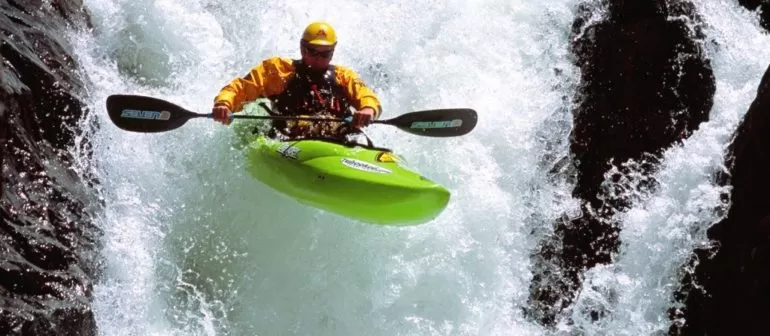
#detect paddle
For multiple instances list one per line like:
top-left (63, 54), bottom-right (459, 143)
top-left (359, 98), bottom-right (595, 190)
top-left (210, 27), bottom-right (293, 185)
top-left (105, 94), bottom-right (477, 137)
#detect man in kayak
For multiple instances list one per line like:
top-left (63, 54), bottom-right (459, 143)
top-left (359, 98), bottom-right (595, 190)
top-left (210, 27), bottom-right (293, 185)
top-left (211, 21), bottom-right (382, 139)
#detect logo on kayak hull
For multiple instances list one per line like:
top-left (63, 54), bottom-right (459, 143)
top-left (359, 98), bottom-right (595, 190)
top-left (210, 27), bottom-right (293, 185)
top-left (276, 143), bottom-right (300, 159)
top-left (409, 119), bottom-right (463, 129)
top-left (341, 158), bottom-right (391, 174)
top-left (120, 109), bottom-right (171, 120)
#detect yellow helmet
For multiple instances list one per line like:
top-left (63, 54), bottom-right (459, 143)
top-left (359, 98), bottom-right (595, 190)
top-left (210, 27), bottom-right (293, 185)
top-left (301, 21), bottom-right (337, 46)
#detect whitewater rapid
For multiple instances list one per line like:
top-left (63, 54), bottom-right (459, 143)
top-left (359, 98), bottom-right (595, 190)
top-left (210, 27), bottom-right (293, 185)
top-left (67, 0), bottom-right (770, 335)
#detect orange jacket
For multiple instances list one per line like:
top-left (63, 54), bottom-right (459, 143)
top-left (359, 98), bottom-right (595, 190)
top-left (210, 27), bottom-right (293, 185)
top-left (214, 56), bottom-right (381, 118)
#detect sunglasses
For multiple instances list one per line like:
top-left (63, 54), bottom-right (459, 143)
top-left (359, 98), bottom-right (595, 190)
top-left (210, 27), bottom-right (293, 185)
top-left (304, 46), bottom-right (334, 58)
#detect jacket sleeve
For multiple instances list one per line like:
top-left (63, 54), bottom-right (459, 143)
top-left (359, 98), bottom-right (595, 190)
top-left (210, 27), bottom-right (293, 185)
top-left (334, 66), bottom-right (382, 119)
top-left (213, 57), bottom-right (294, 112)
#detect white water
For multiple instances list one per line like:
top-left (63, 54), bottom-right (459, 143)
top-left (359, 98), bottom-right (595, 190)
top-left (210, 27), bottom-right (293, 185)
top-left (66, 0), bottom-right (770, 335)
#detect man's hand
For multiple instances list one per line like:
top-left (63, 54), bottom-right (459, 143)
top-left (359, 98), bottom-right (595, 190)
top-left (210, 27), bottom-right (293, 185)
top-left (351, 107), bottom-right (376, 129)
top-left (212, 104), bottom-right (233, 126)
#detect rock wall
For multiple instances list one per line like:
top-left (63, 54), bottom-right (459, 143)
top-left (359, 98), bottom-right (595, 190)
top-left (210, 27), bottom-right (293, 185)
top-left (1, 1), bottom-right (101, 335)
top-left (671, 64), bottom-right (770, 335)
top-left (526, 0), bottom-right (715, 326)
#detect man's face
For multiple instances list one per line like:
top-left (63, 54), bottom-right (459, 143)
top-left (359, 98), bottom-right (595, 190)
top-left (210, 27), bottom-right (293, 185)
top-left (301, 42), bottom-right (335, 70)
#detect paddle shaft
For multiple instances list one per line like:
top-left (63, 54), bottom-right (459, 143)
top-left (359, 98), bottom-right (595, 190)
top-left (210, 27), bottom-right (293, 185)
top-left (205, 112), bottom-right (444, 127)
top-left (226, 114), bottom-right (346, 123)
top-left (223, 114), bottom-right (400, 125)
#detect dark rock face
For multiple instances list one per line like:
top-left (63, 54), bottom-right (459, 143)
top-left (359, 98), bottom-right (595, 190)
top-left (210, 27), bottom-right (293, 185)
top-left (737, 0), bottom-right (770, 32)
top-left (670, 64), bottom-right (770, 335)
top-left (1, 1), bottom-right (101, 335)
top-left (525, 0), bottom-right (715, 326)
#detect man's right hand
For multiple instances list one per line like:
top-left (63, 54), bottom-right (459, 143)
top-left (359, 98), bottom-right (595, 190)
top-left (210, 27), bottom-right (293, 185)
top-left (212, 105), bottom-right (233, 126)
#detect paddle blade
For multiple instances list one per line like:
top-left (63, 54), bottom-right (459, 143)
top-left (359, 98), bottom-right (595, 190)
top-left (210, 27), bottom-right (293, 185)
top-left (379, 108), bottom-right (478, 137)
top-left (105, 94), bottom-right (205, 133)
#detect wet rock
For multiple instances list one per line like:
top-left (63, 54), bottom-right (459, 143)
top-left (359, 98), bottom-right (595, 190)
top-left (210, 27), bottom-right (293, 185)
top-left (526, 0), bottom-right (715, 326)
top-left (737, 0), bottom-right (770, 32)
top-left (1, 0), bottom-right (101, 335)
top-left (671, 63), bottom-right (770, 335)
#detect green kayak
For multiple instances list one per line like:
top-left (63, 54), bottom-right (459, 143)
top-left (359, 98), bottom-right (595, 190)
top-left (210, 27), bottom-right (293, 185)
top-left (241, 135), bottom-right (450, 226)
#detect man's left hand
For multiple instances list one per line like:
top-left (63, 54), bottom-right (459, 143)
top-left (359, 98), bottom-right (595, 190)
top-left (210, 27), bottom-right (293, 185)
top-left (351, 107), bottom-right (376, 129)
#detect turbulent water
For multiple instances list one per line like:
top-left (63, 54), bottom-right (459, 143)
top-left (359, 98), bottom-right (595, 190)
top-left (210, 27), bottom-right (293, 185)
top-left (66, 0), bottom-right (770, 335)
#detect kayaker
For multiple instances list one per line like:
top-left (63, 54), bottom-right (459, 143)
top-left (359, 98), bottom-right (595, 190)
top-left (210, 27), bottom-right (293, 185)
top-left (211, 21), bottom-right (382, 139)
